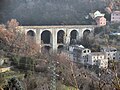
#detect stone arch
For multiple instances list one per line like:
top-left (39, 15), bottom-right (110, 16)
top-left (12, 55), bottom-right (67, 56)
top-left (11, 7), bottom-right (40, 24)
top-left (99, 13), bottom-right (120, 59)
top-left (57, 45), bottom-right (64, 53)
top-left (27, 30), bottom-right (36, 40)
top-left (41, 46), bottom-right (52, 53)
top-left (83, 29), bottom-right (91, 37)
top-left (57, 30), bottom-right (65, 44)
top-left (41, 30), bottom-right (52, 44)
top-left (70, 30), bottom-right (79, 45)
top-left (27, 30), bottom-right (35, 36)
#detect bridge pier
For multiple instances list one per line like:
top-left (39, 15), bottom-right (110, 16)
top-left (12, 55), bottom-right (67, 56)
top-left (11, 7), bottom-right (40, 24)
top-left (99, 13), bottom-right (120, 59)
top-left (65, 34), bottom-right (70, 45)
top-left (36, 30), bottom-right (41, 44)
top-left (52, 30), bottom-right (57, 52)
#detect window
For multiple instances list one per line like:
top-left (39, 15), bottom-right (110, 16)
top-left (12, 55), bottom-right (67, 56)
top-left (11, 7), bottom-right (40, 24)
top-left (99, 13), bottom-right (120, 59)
top-left (83, 50), bottom-right (86, 53)
top-left (113, 53), bottom-right (116, 56)
top-left (113, 50), bottom-right (117, 52)
top-left (113, 57), bottom-right (115, 60)
top-left (87, 50), bottom-right (89, 53)
top-left (74, 58), bottom-right (76, 60)
top-left (86, 59), bottom-right (88, 62)
top-left (97, 56), bottom-right (98, 59)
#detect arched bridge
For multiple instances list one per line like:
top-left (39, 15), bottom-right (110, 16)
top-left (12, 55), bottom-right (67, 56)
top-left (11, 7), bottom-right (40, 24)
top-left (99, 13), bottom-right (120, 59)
top-left (18, 25), bottom-right (96, 51)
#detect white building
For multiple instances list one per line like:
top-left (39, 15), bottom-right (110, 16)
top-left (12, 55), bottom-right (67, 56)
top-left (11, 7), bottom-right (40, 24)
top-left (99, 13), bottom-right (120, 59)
top-left (89, 11), bottom-right (105, 19)
top-left (69, 45), bottom-right (91, 63)
top-left (93, 11), bottom-right (105, 19)
top-left (111, 11), bottom-right (120, 23)
top-left (100, 46), bottom-right (118, 60)
top-left (68, 45), bottom-right (111, 69)
top-left (116, 51), bottom-right (120, 61)
top-left (89, 10), bottom-right (106, 26)
top-left (87, 52), bottom-right (108, 68)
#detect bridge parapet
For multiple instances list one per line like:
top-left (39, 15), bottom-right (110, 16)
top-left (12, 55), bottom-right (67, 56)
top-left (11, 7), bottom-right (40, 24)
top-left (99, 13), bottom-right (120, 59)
top-left (18, 25), bottom-right (97, 29)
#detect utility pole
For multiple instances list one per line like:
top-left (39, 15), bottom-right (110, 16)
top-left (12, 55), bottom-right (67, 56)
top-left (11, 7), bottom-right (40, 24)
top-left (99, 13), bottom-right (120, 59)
top-left (48, 53), bottom-right (57, 90)
top-left (50, 60), bottom-right (56, 90)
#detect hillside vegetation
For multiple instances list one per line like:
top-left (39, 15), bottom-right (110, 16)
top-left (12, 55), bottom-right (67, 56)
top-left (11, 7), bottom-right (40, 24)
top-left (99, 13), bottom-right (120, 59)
top-left (0, 0), bottom-right (107, 25)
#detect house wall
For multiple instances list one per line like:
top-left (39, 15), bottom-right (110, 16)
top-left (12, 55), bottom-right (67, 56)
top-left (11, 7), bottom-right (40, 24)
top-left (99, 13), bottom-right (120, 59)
top-left (87, 54), bottom-right (108, 68)
top-left (96, 17), bottom-right (106, 26)
top-left (111, 11), bottom-right (120, 23)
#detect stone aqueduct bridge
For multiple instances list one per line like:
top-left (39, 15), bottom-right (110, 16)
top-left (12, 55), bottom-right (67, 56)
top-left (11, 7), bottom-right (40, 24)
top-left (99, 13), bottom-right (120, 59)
top-left (18, 25), bottom-right (96, 51)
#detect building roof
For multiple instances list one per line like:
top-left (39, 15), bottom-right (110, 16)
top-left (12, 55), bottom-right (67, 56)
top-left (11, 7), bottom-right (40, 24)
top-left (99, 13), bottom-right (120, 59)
top-left (77, 45), bottom-right (84, 48)
top-left (70, 45), bottom-right (84, 49)
top-left (100, 46), bottom-right (117, 52)
top-left (71, 45), bottom-right (90, 52)
top-left (112, 11), bottom-right (120, 14)
top-left (95, 16), bottom-right (106, 20)
top-left (94, 11), bottom-right (105, 18)
top-left (89, 10), bottom-right (105, 19)
top-left (89, 52), bottom-right (105, 56)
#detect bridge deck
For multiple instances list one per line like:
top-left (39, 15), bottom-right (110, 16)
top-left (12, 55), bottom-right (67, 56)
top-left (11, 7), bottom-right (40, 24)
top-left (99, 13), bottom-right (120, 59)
top-left (18, 25), bottom-right (97, 29)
